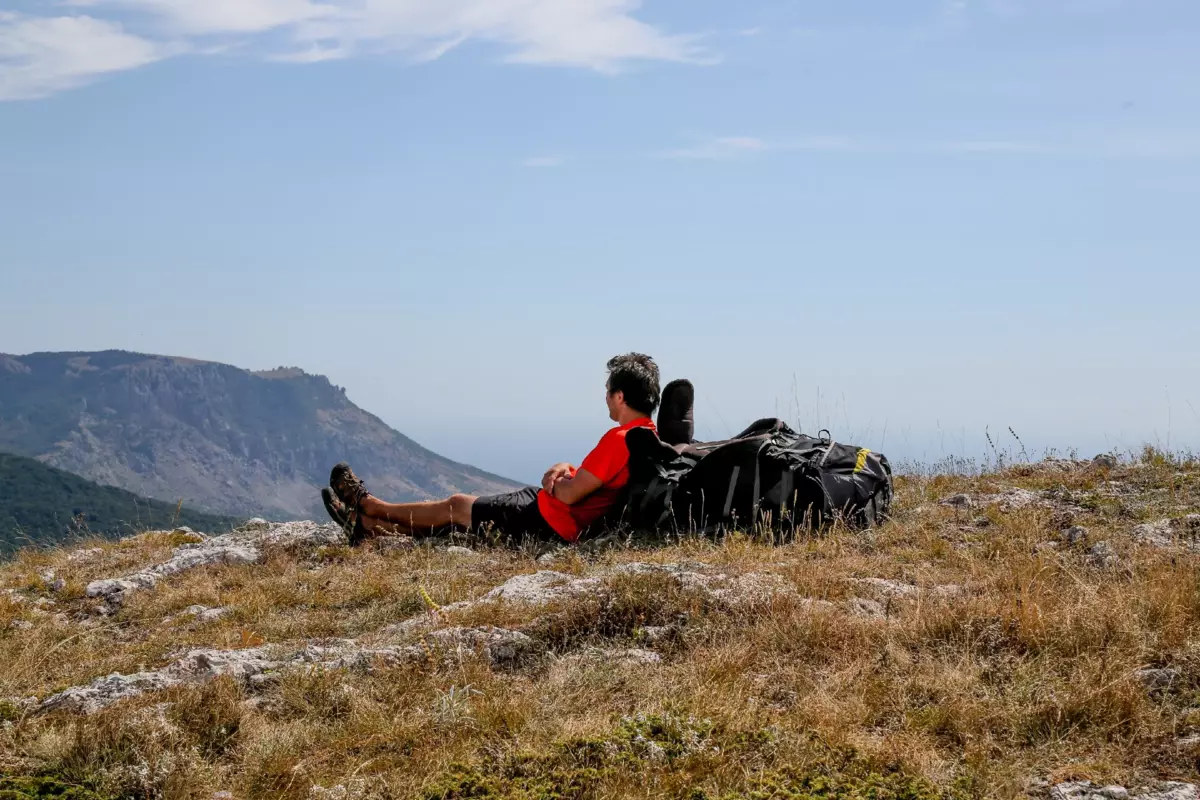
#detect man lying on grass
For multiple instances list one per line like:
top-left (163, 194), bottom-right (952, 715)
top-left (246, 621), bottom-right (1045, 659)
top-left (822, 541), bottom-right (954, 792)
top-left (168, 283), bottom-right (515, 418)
top-left (322, 353), bottom-right (661, 545)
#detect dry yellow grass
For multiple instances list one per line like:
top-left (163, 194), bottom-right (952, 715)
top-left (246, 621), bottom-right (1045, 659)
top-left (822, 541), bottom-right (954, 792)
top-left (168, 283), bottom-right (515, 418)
top-left (2, 450), bottom-right (1199, 799)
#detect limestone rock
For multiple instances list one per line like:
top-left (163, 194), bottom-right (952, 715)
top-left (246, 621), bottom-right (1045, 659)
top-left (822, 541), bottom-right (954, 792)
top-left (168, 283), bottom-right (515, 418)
top-left (37, 625), bottom-right (535, 714)
top-left (1174, 515), bottom-right (1200, 533)
top-left (1132, 520), bottom-right (1174, 548)
top-left (1063, 526), bottom-right (1089, 545)
top-left (849, 597), bottom-right (886, 618)
top-left (852, 578), bottom-right (919, 598)
top-left (1086, 541), bottom-right (1119, 568)
top-left (567, 647), bottom-right (662, 667)
top-left (64, 547), bottom-right (104, 565)
top-left (173, 605), bottom-right (232, 624)
top-left (939, 494), bottom-right (973, 510)
top-left (422, 626), bottom-right (543, 669)
top-left (39, 571), bottom-right (65, 593)
top-left (1052, 783), bottom-right (1197, 800)
top-left (638, 625), bottom-right (673, 643)
top-left (1135, 667), bottom-right (1181, 690)
top-left (374, 536), bottom-right (415, 553)
top-left (85, 521), bottom-right (343, 603)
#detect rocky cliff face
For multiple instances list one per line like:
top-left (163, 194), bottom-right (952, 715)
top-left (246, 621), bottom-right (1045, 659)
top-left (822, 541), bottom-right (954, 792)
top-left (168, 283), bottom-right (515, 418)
top-left (0, 350), bottom-right (520, 518)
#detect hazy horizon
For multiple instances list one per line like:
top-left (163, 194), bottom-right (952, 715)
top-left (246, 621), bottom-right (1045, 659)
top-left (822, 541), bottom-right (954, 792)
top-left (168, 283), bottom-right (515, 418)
top-left (2, 345), bottom-right (1193, 486)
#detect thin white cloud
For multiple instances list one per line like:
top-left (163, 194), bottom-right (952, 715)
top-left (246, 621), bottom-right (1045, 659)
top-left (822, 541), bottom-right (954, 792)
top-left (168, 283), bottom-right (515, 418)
top-left (660, 136), bottom-right (770, 160)
top-left (943, 140), bottom-right (1051, 154)
top-left (4, 0), bottom-right (708, 99)
top-left (521, 155), bottom-right (566, 168)
top-left (0, 12), bottom-right (170, 100)
top-left (61, 0), bottom-right (336, 36)
top-left (659, 135), bottom-right (853, 160)
top-left (658, 133), bottom-right (1200, 162)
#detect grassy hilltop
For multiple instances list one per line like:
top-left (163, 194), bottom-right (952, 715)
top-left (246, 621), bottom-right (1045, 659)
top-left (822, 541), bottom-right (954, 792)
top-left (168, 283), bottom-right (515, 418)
top-left (1, 450), bottom-right (1199, 799)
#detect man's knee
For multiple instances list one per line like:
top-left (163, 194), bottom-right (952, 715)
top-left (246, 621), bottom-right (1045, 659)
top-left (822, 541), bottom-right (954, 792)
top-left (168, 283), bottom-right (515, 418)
top-left (449, 493), bottom-right (474, 520)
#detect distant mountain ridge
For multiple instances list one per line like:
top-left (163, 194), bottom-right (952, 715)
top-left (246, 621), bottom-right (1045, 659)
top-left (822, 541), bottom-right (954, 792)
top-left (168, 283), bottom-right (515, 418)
top-left (0, 350), bottom-right (520, 519)
top-left (0, 451), bottom-right (237, 553)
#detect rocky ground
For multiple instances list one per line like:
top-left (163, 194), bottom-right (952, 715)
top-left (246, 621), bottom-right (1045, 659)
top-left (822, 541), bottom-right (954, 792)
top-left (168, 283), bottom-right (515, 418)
top-left (2, 448), bottom-right (1200, 799)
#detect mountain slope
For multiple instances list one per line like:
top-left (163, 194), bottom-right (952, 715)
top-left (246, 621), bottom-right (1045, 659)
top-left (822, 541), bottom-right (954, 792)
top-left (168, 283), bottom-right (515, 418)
top-left (0, 452), bottom-right (238, 553)
top-left (0, 351), bottom-right (520, 519)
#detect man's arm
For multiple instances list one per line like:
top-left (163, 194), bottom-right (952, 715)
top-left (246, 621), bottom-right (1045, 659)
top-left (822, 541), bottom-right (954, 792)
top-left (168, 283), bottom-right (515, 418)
top-left (549, 468), bottom-right (603, 506)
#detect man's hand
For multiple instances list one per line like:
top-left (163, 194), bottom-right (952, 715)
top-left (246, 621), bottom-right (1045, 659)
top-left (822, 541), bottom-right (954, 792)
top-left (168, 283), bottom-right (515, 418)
top-left (549, 468), bottom-right (604, 506)
top-left (541, 462), bottom-right (575, 493)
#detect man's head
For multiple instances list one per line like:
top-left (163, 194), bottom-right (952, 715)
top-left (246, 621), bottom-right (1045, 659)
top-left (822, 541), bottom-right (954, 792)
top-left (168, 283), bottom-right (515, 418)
top-left (605, 353), bottom-right (661, 422)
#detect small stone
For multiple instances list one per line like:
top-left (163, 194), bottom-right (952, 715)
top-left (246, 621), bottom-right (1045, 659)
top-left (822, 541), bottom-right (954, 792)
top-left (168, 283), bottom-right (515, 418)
top-left (994, 488), bottom-right (1042, 511)
top-left (9, 620), bottom-right (33, 631)
top-left (1177, 734), bottom-right (1200, 750)
top-left (638, 625), bottom-right (672, 643)
top-left (852, 577), bottom-right (920, 598)
top-left (375, 535), bottom-right (415, 552)
top-left (1135, 667), bottom-right (1181, 690)
top-left (177, 605), bottom-right (231, 624)
top-left (241, 518), bottom-right (271, 531)
top-left (1087, 541), bottom-right (1119, 568)
top-left (570, 647), bottom-right (662, 667)
top-left (940, 494), bottom-right (973, 510)
top-left (443, 546), bottom-right (476, 557)
top-left (39, 571), bottom-right (66, 593)
top-left (1092, 454), bottom-right (1119, 470)
top-left (212, 793), bottom-right (234, 800)
top-left (66, 548), bottom-right (104, 564)
top-left (1138, 784), bottom-right (1200, 800)
top-left (849, 597), bottom-right (886, 618)
top-left (1132, 520), bottom-right (1174, 548)
top-left (2, 589), bottom-right (27, 604)
top-left (1172, 515), bottom-right (1200, 533)
top-left (1063, 526), bottom-right (1089, 545)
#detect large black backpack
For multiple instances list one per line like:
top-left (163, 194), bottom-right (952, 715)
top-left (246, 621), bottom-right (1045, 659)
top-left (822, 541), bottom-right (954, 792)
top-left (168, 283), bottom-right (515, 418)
top-left (621, 418), bottom-right (892, 536)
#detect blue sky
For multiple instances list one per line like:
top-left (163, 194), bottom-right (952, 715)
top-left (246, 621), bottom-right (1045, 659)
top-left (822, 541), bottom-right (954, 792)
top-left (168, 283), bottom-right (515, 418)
top-left (2, 0), bottom-right (1199, 483)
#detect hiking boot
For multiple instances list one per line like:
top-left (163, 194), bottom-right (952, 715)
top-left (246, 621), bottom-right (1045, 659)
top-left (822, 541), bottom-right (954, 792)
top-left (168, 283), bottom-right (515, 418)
top-left (323, 486), bottom-right (370, 546)
top-left (657, 378), bottom-right (695, 446)
top-left (329, 462), bottom-right (370, 509)
top-left (321, 487), bottom-right (349, 527)
top-left (328, 464), bottom-right (372, 546)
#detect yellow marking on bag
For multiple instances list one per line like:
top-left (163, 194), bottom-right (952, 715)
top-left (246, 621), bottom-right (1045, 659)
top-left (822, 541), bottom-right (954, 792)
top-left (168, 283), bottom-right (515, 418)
top-left (854, 448), bottom-right (871, 473)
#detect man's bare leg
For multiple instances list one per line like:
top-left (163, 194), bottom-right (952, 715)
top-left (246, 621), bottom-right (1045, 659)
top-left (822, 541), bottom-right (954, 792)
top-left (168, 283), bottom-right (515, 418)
top-left (359, 493), bottom-right (477, 533)
top-left (357, 514), bottom-right (412, 538)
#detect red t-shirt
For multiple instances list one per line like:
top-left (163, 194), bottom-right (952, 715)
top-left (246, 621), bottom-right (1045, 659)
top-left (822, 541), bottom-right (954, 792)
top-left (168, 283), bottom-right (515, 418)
top-left (537, 417), bottom-right (656, 542)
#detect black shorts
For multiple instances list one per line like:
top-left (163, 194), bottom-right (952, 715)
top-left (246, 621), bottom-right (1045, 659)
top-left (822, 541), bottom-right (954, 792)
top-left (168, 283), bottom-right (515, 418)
top-left (472, 487), bottom-right (563, 541)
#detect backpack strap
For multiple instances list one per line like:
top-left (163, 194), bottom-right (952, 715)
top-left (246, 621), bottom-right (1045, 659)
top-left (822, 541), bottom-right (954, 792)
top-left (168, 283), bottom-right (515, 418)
top-left (722, 465), bottom-right (741, 519)
top-left (777, 468), bottom-right (793, 522)
top-left (750, 438), bottom-right (769, 521)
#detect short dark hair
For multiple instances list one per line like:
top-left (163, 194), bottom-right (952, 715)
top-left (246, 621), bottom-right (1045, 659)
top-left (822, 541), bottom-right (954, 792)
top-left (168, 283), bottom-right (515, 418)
top-left (606, 353), bottom-right (661, 415)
